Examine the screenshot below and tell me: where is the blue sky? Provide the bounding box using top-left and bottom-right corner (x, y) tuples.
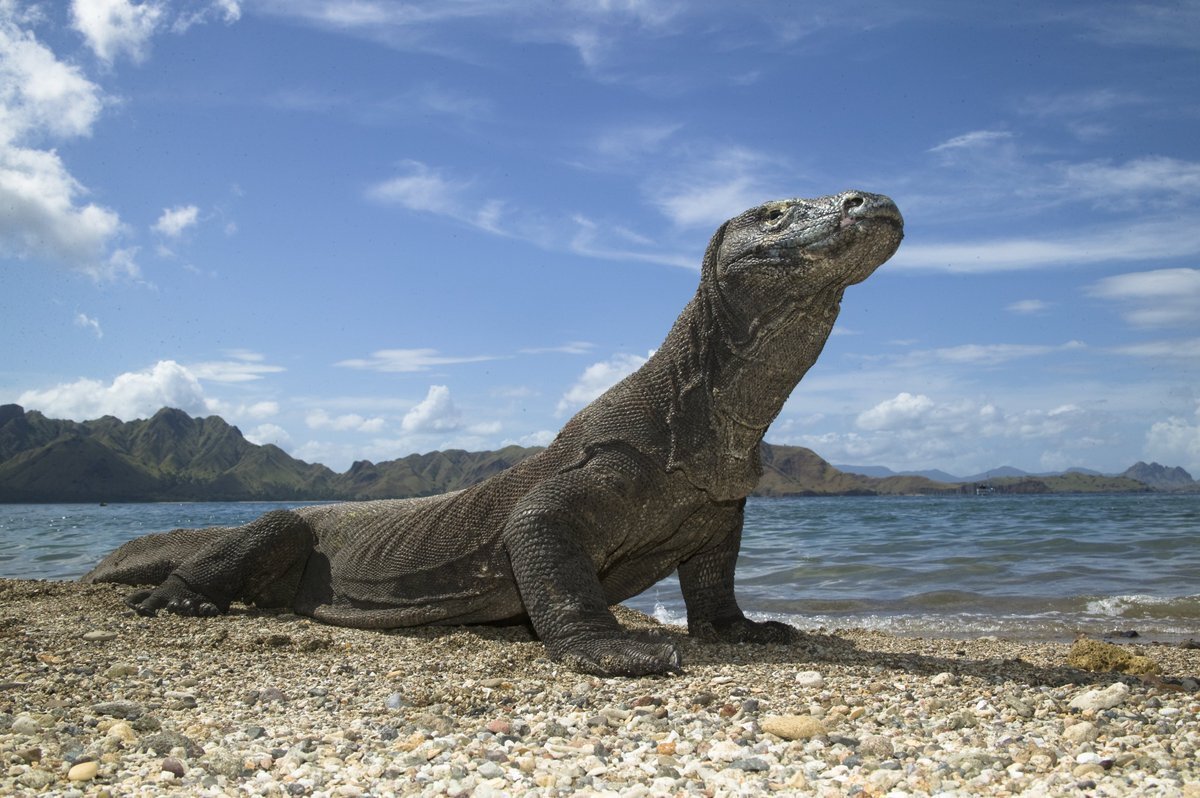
(2, 1), (1198, 477)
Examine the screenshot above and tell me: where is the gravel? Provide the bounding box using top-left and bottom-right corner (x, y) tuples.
(2, 578), (1198, 796)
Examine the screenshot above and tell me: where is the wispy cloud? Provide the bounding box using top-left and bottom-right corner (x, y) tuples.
(1111, 337), (1200, 360)
(1018, 87), (1147, 119)
(187, 350), (286, 382)
(1076, 2), (1200, 50)
(367, 160), (472, 214)
(1088, 268), (1200, 327)
(891, 219), (1200, 273)
(336, 348), (499, 372)
(647, 146), (784, 229)
(1006, 299), (1052, 315)
(519, 341), (595, 355)
(74, 312), (103, 338)
(306, 408), (386, 433)
(928, 129), (1013, 153)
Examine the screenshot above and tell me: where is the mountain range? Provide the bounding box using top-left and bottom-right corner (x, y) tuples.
(0, 404), (1191, 503)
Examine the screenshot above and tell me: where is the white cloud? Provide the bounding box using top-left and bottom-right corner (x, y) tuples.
(920, 341), (1086, 367)
(928, 130), (1013, 153)
(71, 0), (166, 64)
(244, 422), (292, 449)
(366, 160), (469, 214)
(0, 145), (129, 276)
(649, 147), (778, 229)
(1144, 405), (1200, 475)
(568, 214), (695, 268)
(74, 312), (103, 338)
(173, 0), (241, 32)
(153, 204), (200, 237)
(1019, 88), (1145, 119)
(187, 351), (286, 382)
(336, 347), (497, 372)
(16, 360), (208, 420)
(505, 429), (555, 447)
(1088, 268), (1200, 328)
(306, 408), (387, 433)
(1111, 337), (1200, 361)
(855, 392), (935, 431)
(0, 17), (105, 141)
(890, 220), (1200, 274)
(401, 384), (461, 432)
(781, 391), (1119, 475)
(588, 121), (681, 165)
(556, 352), (649, 414)
(1061, 156), (1200, 203)
(1006, 299), (1051, 315)
(519, 341), (595, 355)
(0, 14), (130, 276)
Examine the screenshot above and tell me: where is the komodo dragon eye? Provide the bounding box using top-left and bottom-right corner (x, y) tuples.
(765, 208), (785, 221)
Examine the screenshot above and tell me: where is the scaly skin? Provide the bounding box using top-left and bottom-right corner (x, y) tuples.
(85, 190), (903, 676)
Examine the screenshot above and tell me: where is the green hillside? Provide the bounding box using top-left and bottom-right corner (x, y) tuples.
(0, 405), (1180, 502)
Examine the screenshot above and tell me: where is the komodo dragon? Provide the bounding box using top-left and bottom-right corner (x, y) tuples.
(85, 190), (904, 676)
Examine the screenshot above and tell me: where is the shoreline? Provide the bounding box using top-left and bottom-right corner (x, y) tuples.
(2, 578), (1197, 796)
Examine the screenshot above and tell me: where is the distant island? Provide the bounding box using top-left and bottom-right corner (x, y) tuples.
(0, 404), (1193, 503)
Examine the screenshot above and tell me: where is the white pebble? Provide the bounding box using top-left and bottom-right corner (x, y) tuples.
(795, 670), (824, 688)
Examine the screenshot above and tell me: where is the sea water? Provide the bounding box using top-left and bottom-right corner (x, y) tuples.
(1, 494), (1196, 642)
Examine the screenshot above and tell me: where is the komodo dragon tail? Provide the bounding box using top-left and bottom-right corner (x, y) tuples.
(82, 526), (231, 586)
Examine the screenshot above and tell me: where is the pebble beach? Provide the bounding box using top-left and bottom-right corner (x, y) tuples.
(2, 578), (1197, 797)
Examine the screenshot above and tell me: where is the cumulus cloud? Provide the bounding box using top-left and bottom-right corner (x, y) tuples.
(153, 204), (200, 237)
(768, 391), (1123, 475)
(244, 422), (292, 449)
(0, 3), (240, 275)
(401, 385), (461, 433)
(0, 13), (129, 276)
(556, 352), (649, 414)
(16, 360), (208, 420)
(1145, 405), (1200, 474)
(71, 0), (165, 64)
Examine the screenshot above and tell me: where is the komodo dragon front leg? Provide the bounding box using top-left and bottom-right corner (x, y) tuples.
(127, 510), (314, 617)
(678, 499), (798, 644)
(502, 471), (683, 677)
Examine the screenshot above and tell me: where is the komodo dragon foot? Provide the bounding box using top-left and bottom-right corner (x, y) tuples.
(556, 633), (683, 677)
(126, 574), (224, 617)
(690, 617), (800, 645)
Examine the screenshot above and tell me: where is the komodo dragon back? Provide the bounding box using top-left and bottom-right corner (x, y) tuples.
(86, 190), (903, 676)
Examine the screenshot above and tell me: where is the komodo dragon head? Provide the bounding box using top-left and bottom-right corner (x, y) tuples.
(697, 190), (903, 349)
(664, 190), (903, 498)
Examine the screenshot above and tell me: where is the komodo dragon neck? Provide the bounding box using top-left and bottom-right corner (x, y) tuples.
(641, 279), (846, 502)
